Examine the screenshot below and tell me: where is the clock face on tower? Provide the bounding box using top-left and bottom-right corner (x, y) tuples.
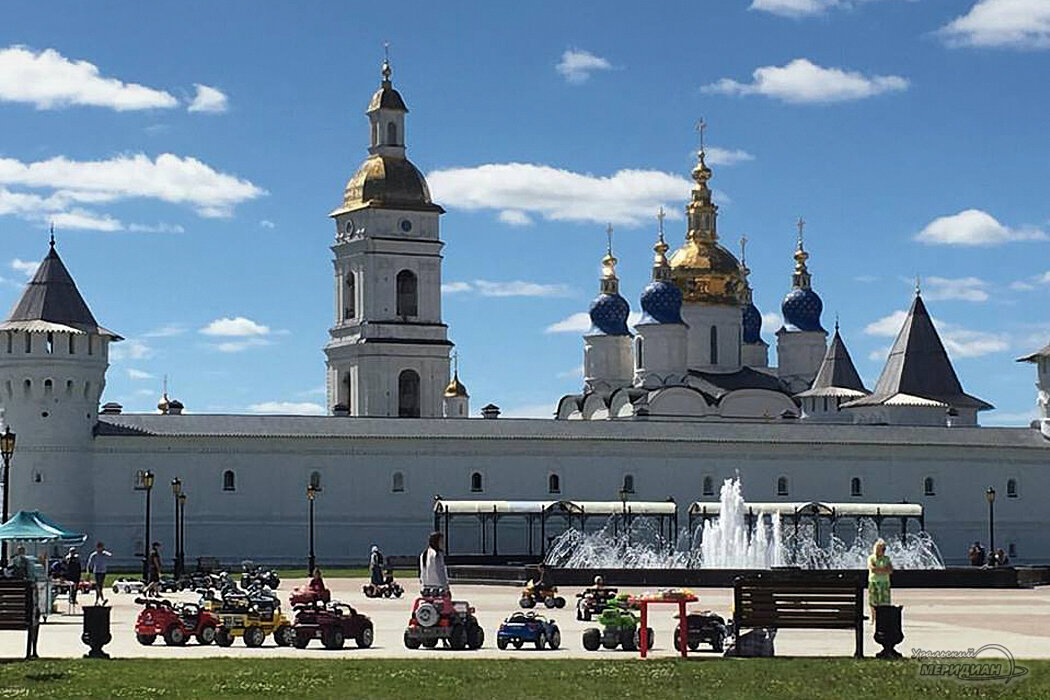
(400, 218), (413, 233)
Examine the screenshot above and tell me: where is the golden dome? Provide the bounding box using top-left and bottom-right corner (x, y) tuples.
(444, 372), (469, 398)
(334, 154), (444, 215)
(668, 151), (746, 305)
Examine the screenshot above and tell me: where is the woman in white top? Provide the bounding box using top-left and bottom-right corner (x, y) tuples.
(419, 532), (449, 593)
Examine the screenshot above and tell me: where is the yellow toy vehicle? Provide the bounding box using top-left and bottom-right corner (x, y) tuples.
(519, 580), (566, 609)
(201, 588), (294, 647)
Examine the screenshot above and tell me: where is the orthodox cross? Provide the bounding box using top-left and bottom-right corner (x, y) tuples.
(451, 350), (459, 376)
(656, 207), (665, 239)
(606, 223), (614, 254)
(49, 221), (55, 247)
(796, 216), (805, 248)
(696, 118), (707, 153)
(740, 234), (748, 265)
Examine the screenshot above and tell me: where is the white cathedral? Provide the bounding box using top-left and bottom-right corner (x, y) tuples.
(1, 60), (1048, 567)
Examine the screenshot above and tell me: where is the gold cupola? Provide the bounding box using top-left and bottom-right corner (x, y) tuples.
(668, 148), (746, 306)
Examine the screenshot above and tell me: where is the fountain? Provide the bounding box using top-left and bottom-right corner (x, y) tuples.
(544, 477), (944, 570)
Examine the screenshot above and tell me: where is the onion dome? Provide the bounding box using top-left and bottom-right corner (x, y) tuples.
(739, 235), (763, 344)
(444, 370), (469, 398)
(639, 209), (684, 324)
(780, 218), (825, 333)
(157, 393), (170, 414)
(368, 59), (408, 113)
(668, 149), (746, 306)
(589, 225), (631, 336)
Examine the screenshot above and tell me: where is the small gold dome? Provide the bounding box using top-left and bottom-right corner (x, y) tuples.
(335, 154), (443, 214)
(444, 372), (469, 398)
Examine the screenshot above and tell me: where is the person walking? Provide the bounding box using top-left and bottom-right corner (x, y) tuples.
(867, 539), (894, 624)
(64, 547), (82, 609)
(368, 545), (385, 587)
(145, 542), (163, 596)
(419, 532), (448, 594)
(967, 542), (983, 567)
(995, 548), (1009, 567)
(10, 546), (40, 659)
(86, 542), (112, 605)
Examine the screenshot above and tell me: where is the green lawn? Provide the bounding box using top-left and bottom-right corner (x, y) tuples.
(0, 658), (1043, 699)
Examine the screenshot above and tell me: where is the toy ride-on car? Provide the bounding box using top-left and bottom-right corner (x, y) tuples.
(673, 610), (727, 653)
(292, 600), (374, 650)
(362, 570), (404, 599)
(112, 578), (144, 595)
(134, 597), (221, 646)
(496, 611), (561, 650)
(582, 606), (654, 652)
(403, 589), (485, 650)
(290, 585), (331, 607)
(575, 586), (618, 621)
(201, 588), (294, 648)
(518, 580), (565, 610)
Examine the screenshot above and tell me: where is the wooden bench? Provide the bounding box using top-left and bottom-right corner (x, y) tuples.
(733, 570), (866, 657)
(0, 579), (36, 659)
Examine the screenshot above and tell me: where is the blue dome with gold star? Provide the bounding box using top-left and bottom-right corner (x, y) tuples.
(639, 279), (683, 325)
(742, 301), (763, 342)
(781, 287), (824, 332)
(589, 292), (630, 336)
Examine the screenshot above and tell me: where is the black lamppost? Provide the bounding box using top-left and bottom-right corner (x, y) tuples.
(0, 425), (16, 567)
(619, 487), (630, 546)
(178, 493), (186, 579)
(171, 478), (181, 578)
(307, 483), (319, 576)
(985, 486), (996, 565)
(141, 470), (154, 580)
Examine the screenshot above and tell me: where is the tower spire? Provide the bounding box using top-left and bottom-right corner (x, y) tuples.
(49, 222), (55, 249)
(792, 216), (811, 290)
(600, 223), (620, 295)
(381, 42), (392, 83)
(652, 209), (671, 281)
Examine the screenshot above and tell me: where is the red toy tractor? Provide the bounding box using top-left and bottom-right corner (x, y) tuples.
(134, 597), (221, 646)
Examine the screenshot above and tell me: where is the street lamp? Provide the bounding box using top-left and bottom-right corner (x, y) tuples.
(171, 478), (181, 578)
(140, 470), (154, 580)
(985, 487), (996, 565)
(619, 487), (630, 545)
(178, 493), (187, 578)
(307, 483), (320, 576)
(0, 425), (16, 567)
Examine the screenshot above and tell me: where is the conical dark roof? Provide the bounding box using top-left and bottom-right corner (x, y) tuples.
(797, 327), (868, 397)
(847, 294), (991, 410)
(2, 243), (118, 337)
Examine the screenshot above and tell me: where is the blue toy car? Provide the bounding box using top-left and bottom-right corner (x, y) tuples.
(496, 611), (561, 650)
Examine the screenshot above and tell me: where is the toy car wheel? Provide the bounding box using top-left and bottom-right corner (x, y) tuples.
(422, 638), (438, 648)
(382, 588), (392, 598)
(294, 631), (311, 649)
(403, 630), (421, 649)
(362, 585), (374, 598)
(449, 624), (467, 651)
(519, 596), (534, 609)
(511, 638), (523, 649)
(163, 624), (187, 646)
(356, 625), (374, 649)
(322, 628), (345, 650)
(633, 627), (653, 652)
(496, 637), (508, 650)
(467, 623), (484, 650)
(197, 624), (217, 645)
(274, 625), (294, 647)
(243, 625), (265, 648)
(534, 630), (546, 650)
(555, 597), (566, 609)
(603, 631), (620, 650)
(394, 587), (403, 598)
(711, 632), (725, 653)
(689, 640), (700, 651)
(543, 597), (557, 609)
(112, 585), (120, 594)
(622, 630), (637, 651)
(548, 627), (561, 650)
(136, 633), (156, 646)
(216, 629), (235, 647)
(582, 628), (601, 651)
(414, 602), (439, 628)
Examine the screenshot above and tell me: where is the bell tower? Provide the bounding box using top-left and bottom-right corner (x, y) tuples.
(324, 56), (452, 418)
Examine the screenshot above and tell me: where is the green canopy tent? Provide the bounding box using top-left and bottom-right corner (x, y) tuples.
(0, 510), (87, 546)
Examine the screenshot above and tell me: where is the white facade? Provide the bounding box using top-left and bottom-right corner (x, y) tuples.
(682, 304), (742, 372)
(776, 329), (829, 393)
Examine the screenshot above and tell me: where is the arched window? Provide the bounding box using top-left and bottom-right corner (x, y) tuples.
(924, 477), (935, 496)
(622, 474), (635, 494)
(777, 476), (789, 497)
(345, 271), (356, 319)
(223, 470), (236, 492)
(387, 121), (398, 145)
(5, 333), (11, 354)
(23, 379), (31, 398)
(43, 379), (53, 396)
(24, 333), (31, 353)
(309, 471), (321, 490)
(398, 369), (421, 418)
(392, 472), (404, 493)
(46, 332), (53, 354)
(66, 380), (74, 397)
(1007, 478), (1018, 498)
(470, 472), (483, 492)
(68, 334), (75, 354)
(702, 476), (714, 497)
(634, 336), (643, 370)
(396, 270), (418, 317)
(548, 474), (560, 494)
(371, 121), (379, 147)
(709, 326), (718, 365)
(850, 477), (862, 497)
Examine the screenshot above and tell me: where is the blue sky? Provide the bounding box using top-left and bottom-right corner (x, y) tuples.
(0, 0), (1048, 422)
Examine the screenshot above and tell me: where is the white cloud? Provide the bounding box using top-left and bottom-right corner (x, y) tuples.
(555, 49), (612, 83)
(761, 311), (783, 335)
(259, 219), (276, 229)
(109, 339), (152, 361)
(199, 316), (270, 337)
(940, 0), (1050, 49)
(1011, 271), (1050, 291)
(868, 346), (891, 361)
(750, 0), (913, 17)
(854, 275), (879, 283)
(498, 209), (532, 226)
(864, 308), (1008, 357)
(915, 209), (1047, 246)
(215, 338), (272, 353)
(702, 58), (908, 104)
(142, 324), (186, 338)
(1011, 280), (1036, 291)
(429, 163), (693, 226)
(0, 153), (264, 219)
(126, 222), (184, 234)
(446, 280), (573, 298)
(545, 312), (591, 334)
(187, 84), (228, 113)
(126, 368), (154, 380)
(0, 46), (177, 111)
(864, 310), (910, 337)
(923, 276), (990, 302)
(247, 401), (325, 415)
(557, 365), (585, 380)
(10, 258), (37, 278)
(704, 147), (755, 167)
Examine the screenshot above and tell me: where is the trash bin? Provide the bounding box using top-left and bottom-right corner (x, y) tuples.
(874, 605), (903, 659)
(82, 605), (112, 659)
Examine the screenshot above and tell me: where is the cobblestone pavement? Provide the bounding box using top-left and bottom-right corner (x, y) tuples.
(3, 578), (1049, 659)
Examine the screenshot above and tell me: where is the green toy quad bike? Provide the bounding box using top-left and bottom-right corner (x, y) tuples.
(581, 606), (654, 652)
